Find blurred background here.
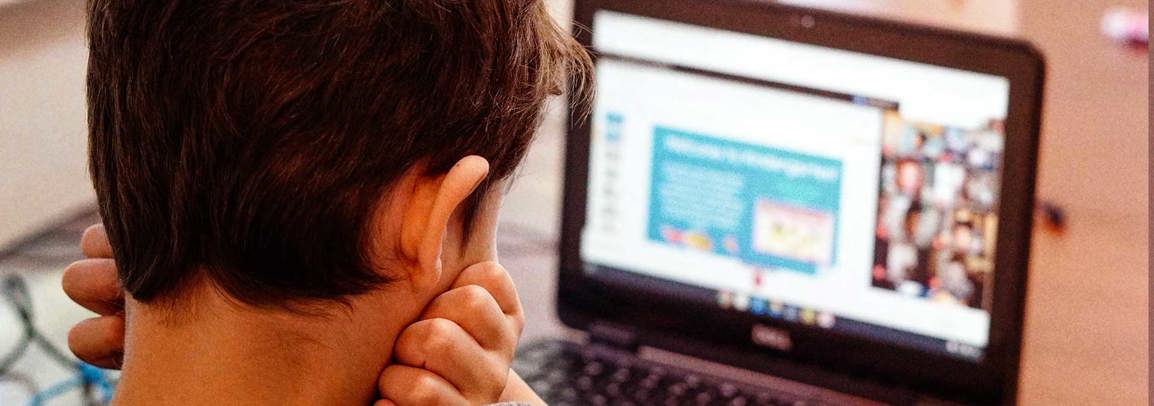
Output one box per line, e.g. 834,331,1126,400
0,0,1147,404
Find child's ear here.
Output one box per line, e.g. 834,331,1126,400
398,156,490,293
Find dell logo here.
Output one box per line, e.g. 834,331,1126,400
752,324,793,351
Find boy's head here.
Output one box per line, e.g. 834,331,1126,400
87,0,592,306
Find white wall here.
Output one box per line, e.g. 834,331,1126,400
778,0,1019,35
0,0,92,247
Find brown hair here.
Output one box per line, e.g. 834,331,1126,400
86,0,592,305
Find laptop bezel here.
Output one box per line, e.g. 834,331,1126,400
556,0,1044,402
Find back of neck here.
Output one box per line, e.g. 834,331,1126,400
111,282,415,406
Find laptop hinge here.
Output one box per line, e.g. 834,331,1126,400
588,321,640,352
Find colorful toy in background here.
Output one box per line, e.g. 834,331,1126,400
1101,6,1148,47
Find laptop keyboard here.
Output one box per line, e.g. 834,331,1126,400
513,341,821,406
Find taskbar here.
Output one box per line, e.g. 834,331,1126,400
583,263,985,362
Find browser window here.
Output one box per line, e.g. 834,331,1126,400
580,11,1011,361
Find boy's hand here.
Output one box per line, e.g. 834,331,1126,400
377,261,526,406
62,224,126,369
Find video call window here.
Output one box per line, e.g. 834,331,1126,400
871,113,1003,311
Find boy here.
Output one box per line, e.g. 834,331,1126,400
68,0,591,404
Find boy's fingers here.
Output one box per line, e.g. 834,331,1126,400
423,285,518,356
378,364,468,406
62,259,124,316
80,224,114,259
392,318,506,401
67,316,124,370
371,400,398,406
451,262,524,318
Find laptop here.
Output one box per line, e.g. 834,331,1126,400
512,1,1045,405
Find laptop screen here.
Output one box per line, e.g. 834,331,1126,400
579,11,1011,362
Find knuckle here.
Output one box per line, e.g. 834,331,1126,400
423,318,457,352
425,317,456,336
409,373,441,405
458,285,492,310
475,262,506,282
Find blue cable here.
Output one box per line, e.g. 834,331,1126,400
79,363,115,404
26,376,80,406
24,363,116,406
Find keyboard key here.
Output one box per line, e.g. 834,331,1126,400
755,392,792,406
611,366,632,382
584,361,606,377
641,375,663,389
685,374,703,389
629,387,654,402
543,369,567,385
576,376,596,391
720,383,741,398
604,381,624,398
517,342,817,406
